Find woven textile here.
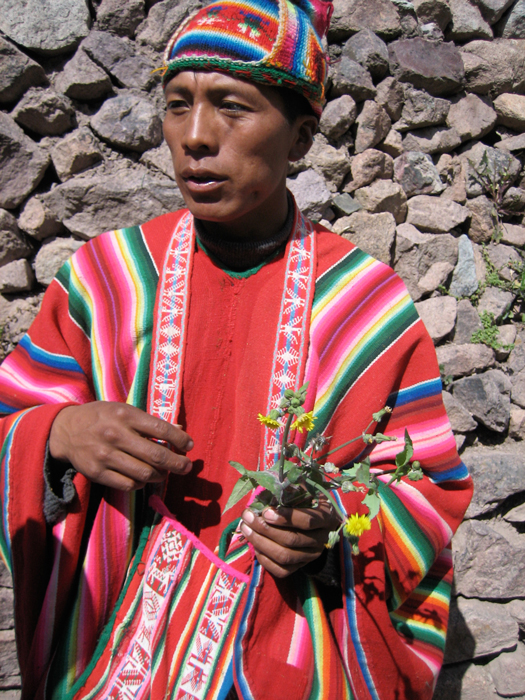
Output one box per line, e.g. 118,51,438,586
162,0,333,116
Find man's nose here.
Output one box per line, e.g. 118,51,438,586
183,103,218,153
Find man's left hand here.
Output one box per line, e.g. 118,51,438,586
240,500,340,578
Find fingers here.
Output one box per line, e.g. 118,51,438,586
111,404,194,454
258,499,339,533
241,509,329,549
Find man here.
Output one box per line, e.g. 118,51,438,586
0,0,472,698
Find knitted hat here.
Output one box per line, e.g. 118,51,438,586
162,0,333,117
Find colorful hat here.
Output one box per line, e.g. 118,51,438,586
162,0,333,117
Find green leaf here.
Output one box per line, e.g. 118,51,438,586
249,471,281,495
395,430,414,468
363,491,380,520
229,461,248,476
223,477,253,514
372,432,397,444
285,466,304,483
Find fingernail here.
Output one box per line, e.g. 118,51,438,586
263,508,279,522
186,440,194,451
243,510,255,524
241,523,253,537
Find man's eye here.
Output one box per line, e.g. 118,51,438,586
221,101,247,113
167,100,188,111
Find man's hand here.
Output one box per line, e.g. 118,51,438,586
240,500,339,578
49,402,193,491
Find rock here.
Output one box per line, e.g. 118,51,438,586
0,113,49,210
0,293,43,360
136,0,202,50
394,86,450,131
328,0,402,42
338,211,396,265
453,518,525,598
394,152,444,198
508,329,525,374
374,77,405,122
486,242,522,283
331,194,362,217
379,129,404,157
446,93,497,141
388,38,465,96
343,29,389,80
418,261,455,294
442,390,478,432
505,500,525,521
487,644,525,698
415,296,457,342
354,101,391,153
497,0,525,38
402,126,462,155
437,342,495,376
0,36,47,105
0,260,34,294
329,58,377,103
353,180,407,224
448,0,493,40
0,0,90,55
95,0,145,37
55,49,113,101
303,135,351,191
437,153,467,204
50,127,103,183
461,38,525,95
346,149,394,191
18,197,62,241
496,132,525,152
287,169,332,221
0,587,14,629
407,195,469,233
511,369,525,408
445,596,518,664
0,629,20,689
412,0,452,30
493,93,525,130
11,88,74,137
453,369,511,432
453,299,482,343
473,0,514,25
500,223,525,248
433,661,498,700
139,140,175,179
502,187,525,212
461,142,521,198
495,323,517,361
319,95,357,141
0,211,32,267
82,30,156,92
467,196,498,243
91,94,162,153
477,286,515,322
34,238,85,286
41,163,185,239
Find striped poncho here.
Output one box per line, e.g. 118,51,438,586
0,206,472,700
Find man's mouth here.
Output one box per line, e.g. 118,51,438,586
183,172,227,187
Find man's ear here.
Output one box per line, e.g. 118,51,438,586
288,115,318,162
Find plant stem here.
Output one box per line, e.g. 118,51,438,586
319,419,375,459
278,412,295,484
305,477,346,521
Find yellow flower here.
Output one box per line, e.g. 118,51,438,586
291,411,316,433
343,513,372,538
258,413,281,429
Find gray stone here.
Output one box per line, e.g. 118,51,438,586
467,196,497,243
91,94,162,153
329,58,377,103
453,369,511,432
346,149,394,191
331,194,362,217
96,0,145,37
0,0,90,55
55,49,113,102
41,162,185,239
448,0,493,40
0,260,34,294
388,38,465,96
402,126,462,155
0,588,14,630
338,211,396,266
412,0,453,30
0,211,32,267
394,152,444,198
51,128,103,183
486,242,522,282
511,369,525,408
354,101,391,153
461,38,525,95
303,135,351,191
0,113,49,210
462,142,521,198
497,0,525,38
453,518,525,598
18,197,62,241
437,342,495,377
493,93,525,130
379,129,404,158
446,93,497,141
453,299,482,343
11,88,74,137
34,238,85,286
417,261,454,294
0,561,11,589
82,31,156,91
343,29,389,80
287,169,332,222
0,294,43,360
495,323,517,361
473,0,515,24
508,328,525,374
501,187,525,212
407,196,469,233
0,629,20,690
477,286,515,321
416,296,457,342
139,140,175,179
442,390,478,432
437,153,467,204
445,596,519,664
0,36,47,105
319,95,357,141
433,661,498,700
354,179,407,224
510,405,525,438
374,77,405,122
487,644,525,698
328,0,402,42
508,599,525,632
394,86,450,131
505,501,525,521
136,0,202,50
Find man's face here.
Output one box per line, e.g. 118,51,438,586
163,71,314,237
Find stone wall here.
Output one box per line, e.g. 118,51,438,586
1,0,525,697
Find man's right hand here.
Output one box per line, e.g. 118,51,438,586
49,402,194,491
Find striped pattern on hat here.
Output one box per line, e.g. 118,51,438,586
162,0,333,116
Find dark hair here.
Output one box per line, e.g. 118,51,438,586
273,86,318,125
